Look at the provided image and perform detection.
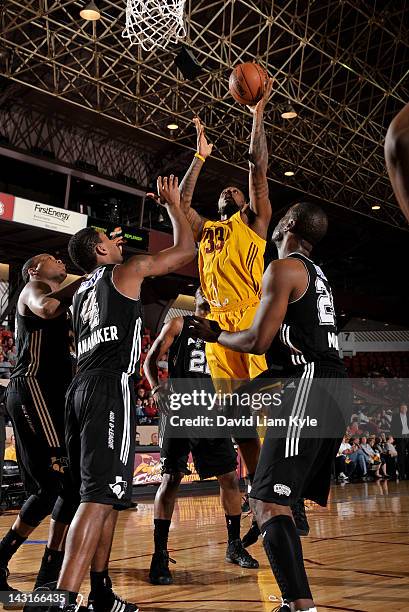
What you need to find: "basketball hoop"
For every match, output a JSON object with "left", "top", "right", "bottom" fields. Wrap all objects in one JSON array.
[{"left": 122, "top": 0, "right": 187, "bottom": 51}]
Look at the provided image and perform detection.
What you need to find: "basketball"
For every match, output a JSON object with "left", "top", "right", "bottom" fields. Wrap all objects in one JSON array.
[{"left": 228, "top": 62, "right": 268, "bottom": 105}]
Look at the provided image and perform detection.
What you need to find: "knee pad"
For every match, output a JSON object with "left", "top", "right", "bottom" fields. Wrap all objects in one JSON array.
[
  {"left": 19, "top": 491, "right": 58, "bottom": 527},
  {"left": 51, "top": 494, "right": 79, "bottom": 525}
]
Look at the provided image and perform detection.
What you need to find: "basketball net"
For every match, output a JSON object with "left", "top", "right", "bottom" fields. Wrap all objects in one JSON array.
[{"left": 122, "top": 0, "right": 187, "bottom": 51}]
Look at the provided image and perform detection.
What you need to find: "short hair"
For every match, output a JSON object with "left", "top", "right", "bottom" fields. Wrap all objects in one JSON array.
[
  {"left": 68, "top": 227, "right": 102, "bottom": 273},
  {"left": 289, "top": 201, "right": 328, "bottom": 246},
  {"left": 21, "top": 255, "right": 41, "bottom": 284}
]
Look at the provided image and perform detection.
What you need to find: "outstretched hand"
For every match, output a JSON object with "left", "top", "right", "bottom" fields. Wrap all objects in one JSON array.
[
  {"left": 247, "top": 77, "right": 274, "bottom": 115},
  {"left": 146, "top": 174, "right": 181, "bottom": 208},
  {"left": 193, "top": 117, "right": 214, "bottom": 159},
  {"left": 188, "top": 317, "right": 222, "bottom": 343}
]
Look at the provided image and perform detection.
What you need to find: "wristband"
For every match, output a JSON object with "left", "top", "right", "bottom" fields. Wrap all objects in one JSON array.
[{"left": 195, "top": 152, "right": 206, "bottom": 163}]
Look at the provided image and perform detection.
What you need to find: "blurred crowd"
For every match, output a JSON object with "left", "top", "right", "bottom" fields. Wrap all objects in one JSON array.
[{"left": 0, "top": 327, "right": 17, "bottom": 379}]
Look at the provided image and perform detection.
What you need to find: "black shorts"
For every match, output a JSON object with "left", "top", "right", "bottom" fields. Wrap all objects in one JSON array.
[
  {"left": 159, "top": 416, "right": 237, "bottom": 480},
  {"left": 7, "top": 376, "right": 71, "bottom": 497},
  {"left": 250, "top": 364, "right": 352, "bottom": 507},
  {"left": 65, "top": 370, "right": 136, "bottom": 509}
]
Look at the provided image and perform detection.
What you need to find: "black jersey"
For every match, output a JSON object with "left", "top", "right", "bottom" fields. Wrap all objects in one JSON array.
[
  {"left": 168, "top": 316, "right": 211, "bottom": 379},
  {"left": 11, "top": 308, "right": 72, "bottom": 384},
  {"left": 72, "top": 265, "right": 143, "bottom": 376},
  {"left": 270, "top": 253, "right": 343, "bottom": 372}
]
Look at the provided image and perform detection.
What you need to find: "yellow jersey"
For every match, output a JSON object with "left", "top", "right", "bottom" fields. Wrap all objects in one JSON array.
[{"left": 198, "top": 211, "right": 266, "bottom": 311}]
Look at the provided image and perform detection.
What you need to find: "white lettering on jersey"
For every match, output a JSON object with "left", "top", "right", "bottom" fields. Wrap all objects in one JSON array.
[
  {"left": 328, "top": 332, "right": 339, "bottom": 350},
  {"left": 77, "top": 325, "right": 119, "bottom": 357},
  {"left": 80, "top": 287, "right": 99, "bottom": 330},
  {"left": 315, "top": 278, "right": 335, "bottom": 326},
  {"left": 78, "top": 266, "right": 104, "bottom": 294},
  {"left": 313, "top": 263, "right": 328, "bottom": 281}
]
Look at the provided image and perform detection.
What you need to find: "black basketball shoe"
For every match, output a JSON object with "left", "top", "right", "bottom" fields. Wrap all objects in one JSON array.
[
  {"left": 0, "top": 567, "right": 24, "bottom": 610},
  {"left": 149, "top": 550, "right": 176, "bottom": 585},
  {"left": 22, "top": 582, "right": 58, "bottom": 612},
  {"left": 225, "top": 539, "right": 259, "bottom": 568},
  {"left": 87, "top": 576, "right": 139, "bottom": 612}
]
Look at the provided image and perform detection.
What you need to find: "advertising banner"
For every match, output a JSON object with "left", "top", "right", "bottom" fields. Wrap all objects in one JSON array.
[
  {"left": 0, "top": 193, "right": 15, "bottom": 221},
  {"left": 133, "top": 450, "right": 242, "bottom": 486},
  {"left": 12, "top": 197, "right": 87, "bottom": 235},
  {"left": 88, "top": 217, "right": 149, "bottom": 251}
]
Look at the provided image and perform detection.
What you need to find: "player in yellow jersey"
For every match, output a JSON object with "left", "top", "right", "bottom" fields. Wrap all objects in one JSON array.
[{"left": 178, "top": 79, "right": 274, "bottom": 485}]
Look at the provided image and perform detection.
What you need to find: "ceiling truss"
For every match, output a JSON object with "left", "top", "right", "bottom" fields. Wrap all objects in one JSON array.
[{"left": 0, "top": 0, "right": 408, "bottom": 228}]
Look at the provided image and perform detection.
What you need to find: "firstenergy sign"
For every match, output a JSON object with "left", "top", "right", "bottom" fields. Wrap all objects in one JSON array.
[
  {"left": 13, "top": 197, "right": 87, "bottom": 235},
  {"left": 0, "top": 192, "right": 87, "bottom": 235}
]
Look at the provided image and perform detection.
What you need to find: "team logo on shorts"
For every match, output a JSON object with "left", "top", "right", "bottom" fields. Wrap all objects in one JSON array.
[
  {"left": 273, "top": 483, "right": 291, "bottom": 496},
  {"left": 109, "top": 476, "right": 128, "bottom": 499},
  {"left": 0, "top": 202, "right": 4, "bottom": 216},
  {"left": 51, "top": 456, "right": 69, "bottom": 473}
]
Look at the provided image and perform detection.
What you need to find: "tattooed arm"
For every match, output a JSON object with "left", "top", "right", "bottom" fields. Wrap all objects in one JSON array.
[
  {"left": 114, "top": 175, "right": 196, "bottom": 299},
  {"left": 179, "top": 117, "right": 213, "bottom": 240},
  {"left": 246, "top": 78, "right": 273, "bottom": 239}
]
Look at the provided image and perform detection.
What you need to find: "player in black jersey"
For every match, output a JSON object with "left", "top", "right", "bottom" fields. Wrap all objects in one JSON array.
[
  {"left": 191, "top": 202, "right": 352, "bottom": 612},
  {"left": 144, "top": 288, "right": 258, "bottom": 585},
  {"left": 52, "top": 175, "right": 195, "bottom": 612},
  {"left": 0, "top": 254, "right": 81, "bottom": 595}
]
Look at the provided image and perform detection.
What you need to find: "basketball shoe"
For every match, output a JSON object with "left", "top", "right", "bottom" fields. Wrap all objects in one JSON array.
[
  {"left": 149, "top": 550, "right": 176, "bottom": 585},
  {"left": 225, "top": 539, "right": 259, "bottom": 568},
  {"left": 87, "top": 576, "right": 138, "bottom": 612}
]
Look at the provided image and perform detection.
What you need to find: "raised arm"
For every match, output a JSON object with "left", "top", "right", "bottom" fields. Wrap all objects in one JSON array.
[
  {"left": 246, "top": 78, "right": 273, "bottom": 239},
  {"left": 385, "top": 101, "right": 409, "bottom": 223},
  {"left": 190, "top": 258, "right": 304, "bottom": 354},
  {"left": 114, "top": 175, "right": 196, "bottom": 299},
  {"left": 179, "top": 118, "right": 212, "bottom": 240},
  {"left": 21, "top": 281, "right": 70, "bottom": 319},
  {"left": 143, "top": 317, "right": 183, "bottom": 390},
  {"left": 48, "top": 276, "right": 85, "bottom": 303}
]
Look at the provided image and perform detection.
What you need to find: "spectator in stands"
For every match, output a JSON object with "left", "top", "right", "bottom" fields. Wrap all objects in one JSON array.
[
  {"left": 335, "top": 435, "right": 353, "bottom": 481},
  {"left": 137, "top": 387, "right": 147, "bottom": 403},
  {"left": 4, "top": 435, "right": 16, "bottom": 462},
  {"left": 347, "top": 417, "right": 363, "bottom": 437},
  {"left": 383, "top": 435, "right": 398, "bottom": 479},
  {"left": 365, "top": 415, "right": 381, "bottom": 436},
  {"left": 0, "top": 351, "right": 11, "bottom": 380},
  {"left": 360, "top": 436, "right": 384, "bottom": 479},
  {"left": 357, "top": 407, "right": 369, "bottom": 425},
  {"left": 368, "top": 436, "right": 387, "bottom": 478},
  {"left": 3, "top": 338, "right": 17, "bottom": 368},
  {"left": 150, "top": 432, "right": 159, "bottom": 446},
  {"left": 391, "top": 404, "right": 409, "bottom": 480},
  {"left": 135, "top": 399, "right": 145, "bottom": 423},
  {"left": 347, "top": 438, "right": 369, "bottom": 479},
  {"left": 143, "top": 397, "right": 158, "bottom": 423}
]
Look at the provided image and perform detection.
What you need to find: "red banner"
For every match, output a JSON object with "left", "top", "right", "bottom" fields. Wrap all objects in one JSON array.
[{"left": 0, "top": 193, "right": 15, "bottom": 221}]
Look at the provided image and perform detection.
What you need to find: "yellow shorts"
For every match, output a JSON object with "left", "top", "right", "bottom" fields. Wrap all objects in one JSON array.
[{"left": 205, "top": 301, "right": 267, "bottom": 388}]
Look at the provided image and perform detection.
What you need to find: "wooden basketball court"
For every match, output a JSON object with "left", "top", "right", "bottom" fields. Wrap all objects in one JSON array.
[{"left": 5, "top": 481, "right": 409, "bottom": 611}]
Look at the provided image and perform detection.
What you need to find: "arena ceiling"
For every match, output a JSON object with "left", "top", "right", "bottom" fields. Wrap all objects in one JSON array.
[{"left": 0, "top": 0, "right": 409, "bottom": 230}]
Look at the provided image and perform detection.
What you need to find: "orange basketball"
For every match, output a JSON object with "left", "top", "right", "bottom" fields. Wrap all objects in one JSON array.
[{"left": 228, "top": 62, "right": 268, "bottom": 105}]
